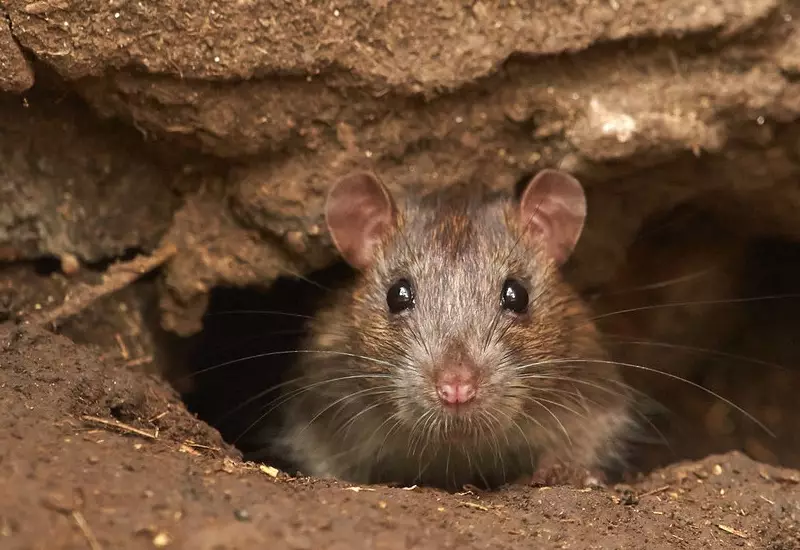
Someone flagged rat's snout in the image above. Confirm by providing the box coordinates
[435,367,477,405]
[433,345,480,407]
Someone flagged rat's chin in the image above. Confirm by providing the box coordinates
[431,413,481,444]
[439,429,472,445]
[399,402,482,443]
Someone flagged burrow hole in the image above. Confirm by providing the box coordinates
[172,210,800,477]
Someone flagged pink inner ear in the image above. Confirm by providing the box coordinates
[519,169,587,264]
[325,172,396,270]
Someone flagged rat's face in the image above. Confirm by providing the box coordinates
[324,171,614,449]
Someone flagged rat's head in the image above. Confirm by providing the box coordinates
[324,170,613,448]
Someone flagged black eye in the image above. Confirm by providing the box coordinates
[501,279,529,313]
[387,278,415,313]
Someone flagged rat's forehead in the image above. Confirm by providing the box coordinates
[398,196,512,256]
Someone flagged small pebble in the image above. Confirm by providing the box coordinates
[60,253,80,276]
[259,464,279,478]
[284,231,307,254]
[1,517,12,536]
[152,532,171,547]
[234,509,251,522]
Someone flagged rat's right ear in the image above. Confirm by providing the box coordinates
[518,169,587,265]
[325,171,397,270]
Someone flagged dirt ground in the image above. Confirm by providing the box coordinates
[1,324,797,550]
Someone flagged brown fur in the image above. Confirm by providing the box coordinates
[277,181,634,490]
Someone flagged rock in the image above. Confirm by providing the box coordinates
[0,0,799,332]
[0,10,33,93]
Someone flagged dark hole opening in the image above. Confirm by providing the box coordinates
[176,262,354,469]
[169,224,800,480]
[596,205,800,473]
[32,256,63,276]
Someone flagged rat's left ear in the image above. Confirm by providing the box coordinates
[518,169,587,265]
[325,171,397,270]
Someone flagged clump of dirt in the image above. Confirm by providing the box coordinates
[0,11,33,93]
[1,324,798,549]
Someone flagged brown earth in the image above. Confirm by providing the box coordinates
[2,325,798,550]
[3,0,800,548]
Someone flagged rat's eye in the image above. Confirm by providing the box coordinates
[501,279,529,313]
[387,278,415,313]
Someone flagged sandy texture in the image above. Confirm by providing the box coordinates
[1,325,798,550]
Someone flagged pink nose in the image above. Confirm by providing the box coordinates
[434,347,480,406]
[436,381,476,404]
[435,369,477,405]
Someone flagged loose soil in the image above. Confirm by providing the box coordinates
[2,324,799,550]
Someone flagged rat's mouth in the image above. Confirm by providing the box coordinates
[429,414,484,444]
[440,430,474,445]
[440,401,478,414]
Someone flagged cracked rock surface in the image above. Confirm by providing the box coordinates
[2,0,800,332]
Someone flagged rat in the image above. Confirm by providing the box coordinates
[274,169,635,490]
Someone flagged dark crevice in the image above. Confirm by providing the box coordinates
[1,247,147,277]
[165,208,800,476]
[604,204,800,473]
[2,6,38,92]
[31,256,62,276]
[512,169,536,200]
[2,6,12,31]
[164,230,800,479]
[2,5,18,44]
[173,261,354,462]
